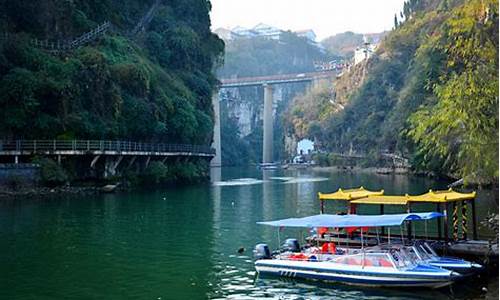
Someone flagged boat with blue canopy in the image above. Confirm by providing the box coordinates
[254,212,462,289]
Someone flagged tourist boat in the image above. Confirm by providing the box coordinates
[405,241,483,275]
[257,162,288,170]
[254,213,462,288]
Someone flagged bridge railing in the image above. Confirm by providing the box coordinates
[0,140,215,155]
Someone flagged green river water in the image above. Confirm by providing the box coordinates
[0,167,498,299]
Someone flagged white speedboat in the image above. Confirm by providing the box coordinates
[410,241,483,275]
[255,249,459,288]
[255,213,461,289]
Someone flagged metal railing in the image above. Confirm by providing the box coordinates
[0,140,215,155]
[29,22,111,53]
[219,70,337,87]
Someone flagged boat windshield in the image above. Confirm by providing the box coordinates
[388,248,418,269]
[332,253,395,268]
[412,245,432,260]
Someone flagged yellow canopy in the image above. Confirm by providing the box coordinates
[351,195,410,205]
[409,189,476,203]
[318,186,384,200]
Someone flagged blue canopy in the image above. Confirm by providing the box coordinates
[257,212,443,228]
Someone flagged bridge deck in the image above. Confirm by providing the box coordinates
[219,70,337,88]
[0,140,215,157]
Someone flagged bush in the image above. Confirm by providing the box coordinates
[141,161,169,185]
[312,153,330,166]
[34,157,68,186]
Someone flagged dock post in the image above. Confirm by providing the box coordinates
[436,204,442,239]
[471,199,478,240]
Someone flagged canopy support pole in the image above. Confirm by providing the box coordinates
[380,204,385,236]
[443,203,449,253]
[277,227,281,260]
[400,225,404,245]
[361,229,365,268]
[406,203,412,241]
[471,199,478,240]
[348,203,357,214]
[424,220,428,240]
[320,199,324,214]
[388,227,391,245]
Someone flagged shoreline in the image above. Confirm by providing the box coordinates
[310,165,411,174]
[0,186,100,200]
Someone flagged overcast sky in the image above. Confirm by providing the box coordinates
[210,0,406,40]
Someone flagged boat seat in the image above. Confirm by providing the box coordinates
[379,259,393,267]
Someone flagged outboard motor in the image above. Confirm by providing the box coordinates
[282,238,300,253]
[253,244,271,260]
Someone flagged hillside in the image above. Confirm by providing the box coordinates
[0,0,223,145]
[321,31,386,58]
[218,31,328,77]
[286,0,499,183]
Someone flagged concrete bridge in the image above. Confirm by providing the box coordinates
[211,70,337,166]
[0,140,215,178]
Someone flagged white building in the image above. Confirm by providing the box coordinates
[297,139,314,155]
[252,23,283,40]
[354,37,378,65]
[231,26,257,38]
[294,29,317,42]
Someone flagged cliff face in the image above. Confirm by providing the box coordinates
[0,0,224,144]
[220,83,309,164]
[217,31,327,165]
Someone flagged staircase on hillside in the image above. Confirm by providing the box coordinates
[130,0,161,37]
[2,0,162,55]
[29,21,111,54]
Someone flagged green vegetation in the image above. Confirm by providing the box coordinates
[0,0,223,143]
[286,0,498,183]
[321,32,364,58]
[321,31,386,59]
[0,0,224,184]
[34,157,69,186]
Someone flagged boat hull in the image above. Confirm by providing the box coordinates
[255,260,457,289]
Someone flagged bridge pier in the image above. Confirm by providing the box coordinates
[90,155,100,169]
[127,156,137,169]
[104,156,123,178]
[262,84,274,163]
[211,91,222,167]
